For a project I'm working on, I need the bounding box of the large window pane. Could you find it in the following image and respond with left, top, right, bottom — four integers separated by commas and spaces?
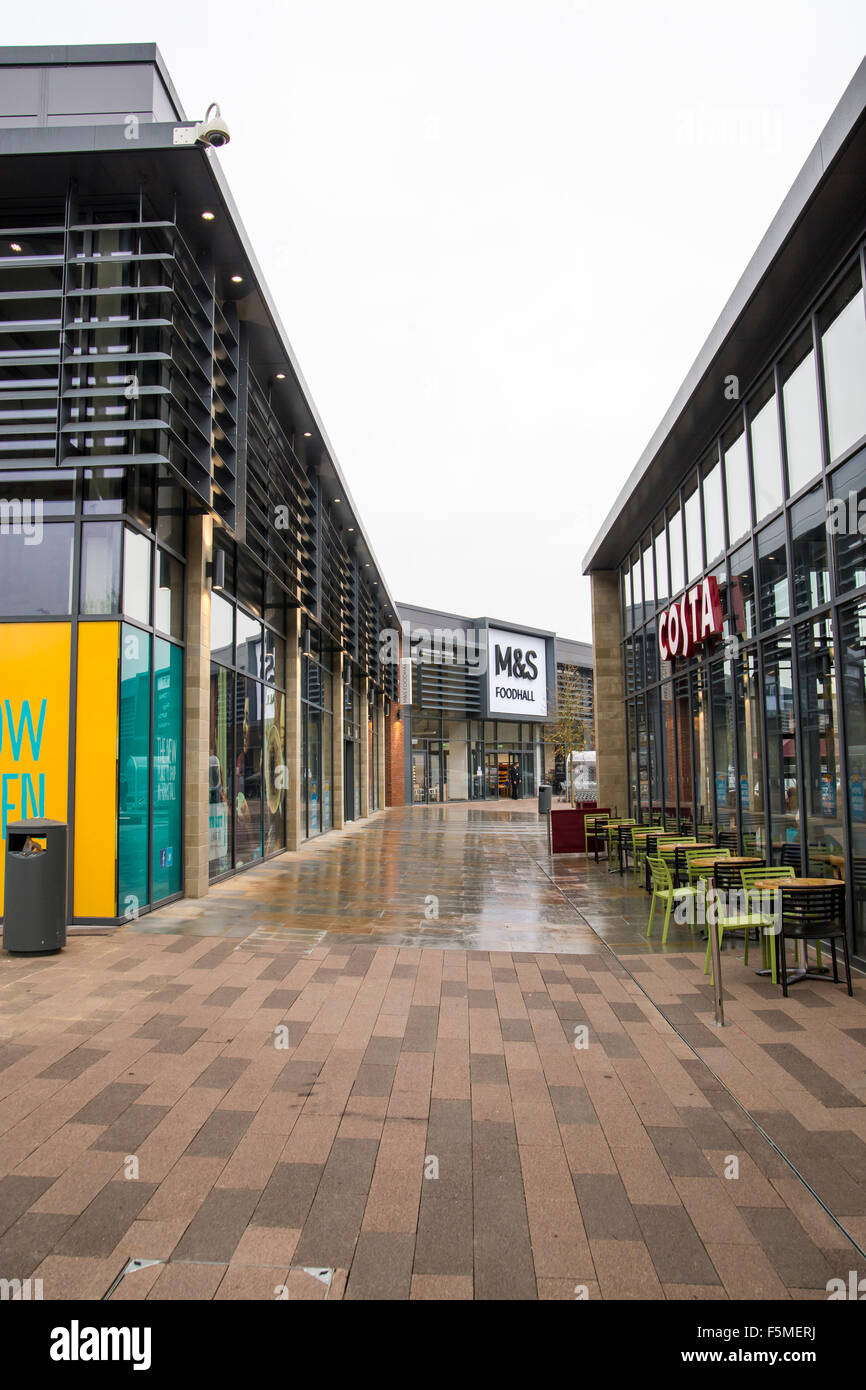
81, 521, 121, 614
642, 539, 655, 607
236, 608, 263, 677
691, 662, 712, 833
152, 638, 182, 901
724, 428, 751, 545
750, 377, 784, 522
782, 332, 822, 495
675, 674, 693, 832
702, 458, 724, 564
832, 445, 866, 595
654, 523, 669, 610
0, 522, 73, 616
729, 543, 756, 640
236, 677, 263, 867
797, 617, 842, 877
711, 659, 735, 841
736, 648, 766, 856
661, 680, 677, 825
263, 684, 286, 855
821, 265, 866, 462
684, 479, 702, 583
669, 503, 685, 597
306, 706, 321, 836
123, 526, 152, 625
210, 592, 234, 663
118, 624, 150, 912
791, 486, 830, 615
155, 549, 183, 639
764, 634, 799, 865
839, 599, 866, 957
208, 664, 233, 877
758, 518, 789, 630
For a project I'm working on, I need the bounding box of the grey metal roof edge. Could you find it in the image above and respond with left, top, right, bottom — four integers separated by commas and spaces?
581, 50, 866, 576
0, 41, 187, 117
398, 602, 557, 642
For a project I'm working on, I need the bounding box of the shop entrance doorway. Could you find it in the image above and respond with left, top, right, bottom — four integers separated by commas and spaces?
412, 740, 445, 803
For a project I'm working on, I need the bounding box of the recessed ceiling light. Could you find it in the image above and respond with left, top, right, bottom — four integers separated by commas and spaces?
275, 372, 286, 380
303, 431, 312, 437
10, 242, 22, 252
348, 527, 355, 533
231, 274, 243, 284
333, 498, 341, 504
201, 211, 215, 221
364, 563, 370, 567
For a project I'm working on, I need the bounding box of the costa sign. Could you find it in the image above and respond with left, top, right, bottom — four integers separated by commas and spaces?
658, 576, 723, 660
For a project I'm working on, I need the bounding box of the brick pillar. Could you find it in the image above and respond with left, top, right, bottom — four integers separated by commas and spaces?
591, 570, 628, 816
332, 647, 345, 829
285, 608, 303, 850
386, 704, 405, 806
377, 696, 386, 811
184, 513, 211, 897
360, 676, 370, 817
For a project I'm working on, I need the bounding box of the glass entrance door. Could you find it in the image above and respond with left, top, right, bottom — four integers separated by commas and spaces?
412, 748, 429, 804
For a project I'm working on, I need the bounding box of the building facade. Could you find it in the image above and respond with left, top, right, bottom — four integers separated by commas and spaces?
583, 55, 866, 964
397, 603, 593, 803
0, 45, 400, 925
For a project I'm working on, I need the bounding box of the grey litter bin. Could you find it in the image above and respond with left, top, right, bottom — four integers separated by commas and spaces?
3, 818, 67, 954
538, 784, 552, 814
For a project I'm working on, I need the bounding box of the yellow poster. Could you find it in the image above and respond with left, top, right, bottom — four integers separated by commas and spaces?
0, 623, 71, 914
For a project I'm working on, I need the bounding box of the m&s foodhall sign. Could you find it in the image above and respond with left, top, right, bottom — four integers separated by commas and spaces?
658, 576, 723, 660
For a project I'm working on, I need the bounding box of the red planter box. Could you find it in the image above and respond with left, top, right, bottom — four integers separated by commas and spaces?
550, 805, 611, 854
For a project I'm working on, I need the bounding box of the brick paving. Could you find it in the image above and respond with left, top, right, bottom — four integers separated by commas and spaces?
0, 802, 864, 1300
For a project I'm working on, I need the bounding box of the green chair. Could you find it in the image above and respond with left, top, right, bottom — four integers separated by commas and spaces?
739, 865, 796, 984
647, 856, 699, 944
630, 827, 651, 882
704, 864, 789, 981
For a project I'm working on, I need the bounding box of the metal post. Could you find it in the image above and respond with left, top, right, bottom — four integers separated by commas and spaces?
708, 898, 726, 1026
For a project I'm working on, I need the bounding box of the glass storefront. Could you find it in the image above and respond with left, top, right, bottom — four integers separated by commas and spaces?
208, 569, 286, 879
301, 623, 333, 839
615, 249, 866, 960
410, 716, 539, 803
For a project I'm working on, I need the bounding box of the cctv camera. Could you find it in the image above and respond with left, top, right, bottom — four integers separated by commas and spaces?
195, 103, 231, 148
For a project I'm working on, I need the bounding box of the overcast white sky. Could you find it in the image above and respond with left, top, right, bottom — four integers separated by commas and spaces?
7, 2, 866, 638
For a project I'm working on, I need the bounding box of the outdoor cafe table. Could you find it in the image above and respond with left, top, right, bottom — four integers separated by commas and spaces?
748, 878, 845, 983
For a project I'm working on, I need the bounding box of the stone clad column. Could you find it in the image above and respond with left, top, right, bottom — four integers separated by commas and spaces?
360, 675, 370, 817
285, 608, 303, 851
184, 513, 211, 897
332, 646, 345, 829
591, 570, 629, 816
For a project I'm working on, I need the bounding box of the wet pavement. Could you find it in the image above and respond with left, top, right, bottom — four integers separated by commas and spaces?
131, 801, 694, 956
1, 800, 865, 1300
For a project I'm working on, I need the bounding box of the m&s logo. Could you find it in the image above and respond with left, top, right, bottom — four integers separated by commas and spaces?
494, 646, 539, 680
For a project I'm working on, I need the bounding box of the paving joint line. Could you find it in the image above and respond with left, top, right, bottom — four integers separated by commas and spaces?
532, 851, 866, 1265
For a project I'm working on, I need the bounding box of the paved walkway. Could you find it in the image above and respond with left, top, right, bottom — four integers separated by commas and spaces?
0, 802, 864, 1299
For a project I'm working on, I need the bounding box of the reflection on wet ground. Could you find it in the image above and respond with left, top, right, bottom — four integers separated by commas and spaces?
135, 801, 695, 956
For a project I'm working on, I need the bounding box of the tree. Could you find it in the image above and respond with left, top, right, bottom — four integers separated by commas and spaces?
546, 665, 587, 805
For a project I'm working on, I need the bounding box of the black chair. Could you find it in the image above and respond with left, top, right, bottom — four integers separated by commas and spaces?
780, 844, 802, 872
778, 884, 853, 998
588, 816, 609, 863
719, 829, 739, 852
713, 858, 765, 946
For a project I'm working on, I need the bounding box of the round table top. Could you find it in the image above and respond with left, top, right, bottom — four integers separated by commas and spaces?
712, 856, 765, 865
751, 877, 845, 891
